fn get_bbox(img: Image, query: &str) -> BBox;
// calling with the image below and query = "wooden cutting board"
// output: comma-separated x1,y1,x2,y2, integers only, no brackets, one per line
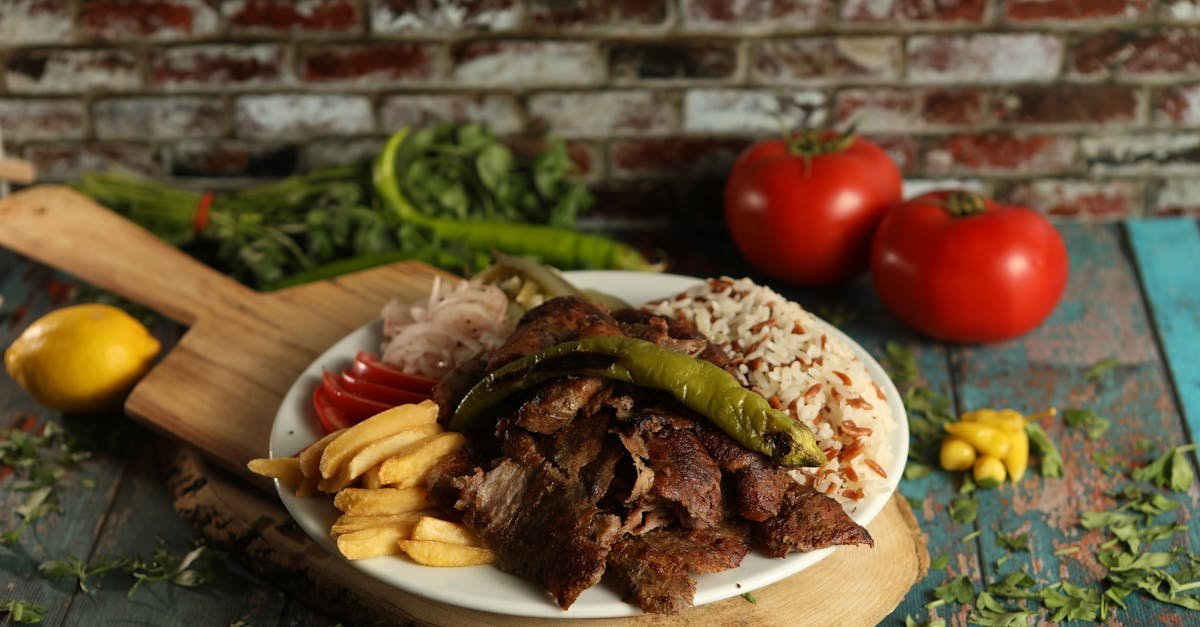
0,185,928,624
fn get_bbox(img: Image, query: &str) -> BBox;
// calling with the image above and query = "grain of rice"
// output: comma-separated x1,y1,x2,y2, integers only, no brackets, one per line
649,277,895,511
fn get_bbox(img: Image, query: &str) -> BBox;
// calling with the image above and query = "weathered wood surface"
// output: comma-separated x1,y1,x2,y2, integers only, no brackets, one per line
3,220,1200,625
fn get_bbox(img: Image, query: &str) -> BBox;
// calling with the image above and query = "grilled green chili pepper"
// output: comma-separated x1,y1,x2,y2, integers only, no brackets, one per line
449,337,827,467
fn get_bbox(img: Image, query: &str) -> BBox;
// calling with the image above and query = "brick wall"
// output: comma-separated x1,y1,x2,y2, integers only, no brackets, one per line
1,0,1198,227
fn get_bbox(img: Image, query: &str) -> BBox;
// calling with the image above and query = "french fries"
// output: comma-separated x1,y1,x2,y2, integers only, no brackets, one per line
343,424,441,480
330,512,428,536
336,526,410,560
398,540,495,567
248,399,489,567
246,457,302,488
377,432,467,487
411,516,482,547
334,487,435,516
318,400,438,478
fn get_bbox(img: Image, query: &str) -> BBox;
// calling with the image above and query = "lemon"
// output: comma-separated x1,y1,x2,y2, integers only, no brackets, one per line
4,304,160,413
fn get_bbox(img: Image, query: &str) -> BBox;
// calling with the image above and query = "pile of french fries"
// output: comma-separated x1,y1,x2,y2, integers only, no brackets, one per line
248,399,494,567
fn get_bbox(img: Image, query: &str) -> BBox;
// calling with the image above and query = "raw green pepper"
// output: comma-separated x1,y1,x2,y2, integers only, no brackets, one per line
374,128,655,271
448,337,827,467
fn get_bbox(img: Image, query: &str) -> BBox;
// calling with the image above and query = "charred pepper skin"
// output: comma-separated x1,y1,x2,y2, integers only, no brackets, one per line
448,337,828,468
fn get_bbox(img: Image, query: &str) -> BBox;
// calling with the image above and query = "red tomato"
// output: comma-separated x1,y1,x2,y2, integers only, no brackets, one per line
321,370,391,419
724,131,902,285
339,370,429,406
312,385,355,433
870,191,1069,343
350,352,436,393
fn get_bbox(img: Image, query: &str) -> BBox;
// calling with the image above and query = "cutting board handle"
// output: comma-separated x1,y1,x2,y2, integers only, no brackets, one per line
0,185,252,324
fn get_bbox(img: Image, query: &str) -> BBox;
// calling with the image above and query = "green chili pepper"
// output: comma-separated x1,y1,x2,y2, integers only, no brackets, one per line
449,337,827,467
374,128,655,271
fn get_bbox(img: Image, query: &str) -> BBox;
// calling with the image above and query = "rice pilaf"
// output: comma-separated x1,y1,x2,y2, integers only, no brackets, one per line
648,277,895,511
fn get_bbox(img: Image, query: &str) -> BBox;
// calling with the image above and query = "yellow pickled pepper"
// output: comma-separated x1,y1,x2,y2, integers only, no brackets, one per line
944,422,1012,459
962,408,1029,481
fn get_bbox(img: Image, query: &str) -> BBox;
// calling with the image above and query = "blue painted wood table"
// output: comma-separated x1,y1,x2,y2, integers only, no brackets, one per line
1,220,1198,625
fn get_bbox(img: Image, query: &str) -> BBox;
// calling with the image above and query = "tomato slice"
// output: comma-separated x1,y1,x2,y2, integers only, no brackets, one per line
351,352,437,393
322,371,393,419
339,370,429,406
312,384,356,434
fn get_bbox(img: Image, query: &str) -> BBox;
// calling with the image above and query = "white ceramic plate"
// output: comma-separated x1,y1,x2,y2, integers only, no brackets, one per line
269,271,909,619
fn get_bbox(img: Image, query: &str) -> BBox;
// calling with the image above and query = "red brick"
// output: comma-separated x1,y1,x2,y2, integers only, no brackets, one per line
752,37,899,82
908,34,1062,83
93,97,225,140
681,0,829,30
1081,132,1200,174
80,0,217,39
302,43,442,84
871,136,918,174
453,41,603,86
151,44,288,88
1153,179,1200,216
684,88,824,133
371,0,517,33
1155,84,1200,124
171,140,297,177
1006,0,1150,22
924,133,1077,175
23,142,161,180
300,139,386,170
235,95,373,138
1073,31,1200,78
528,91,678,138
1002,179,1141,219
0,99,87,141
0,1,74,45
609,138,749,178
611,43,738,81
840,0,987,23
381,94,523,135
835,89,984,131
5,49,141,93
995,86,1140,125
527,0,669,29
224,0,361,33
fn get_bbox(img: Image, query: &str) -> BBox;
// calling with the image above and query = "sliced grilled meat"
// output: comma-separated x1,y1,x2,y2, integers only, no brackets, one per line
696,426,790,522
625,410,724,530
516,376,609,434
613,309,733,369
454,459,621,609
752,483,874,558
486,296,623,370
607,523,750,615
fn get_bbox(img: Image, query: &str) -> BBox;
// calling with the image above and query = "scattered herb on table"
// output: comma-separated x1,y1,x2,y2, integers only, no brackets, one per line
0,600,45,624
1054,546,1080,557
987,572,1038,600
1024,422,1063,478
882,342,918,386
1062,408,1110,440
125,541,224,599
904,461,932,481
1132,444,1197,492
905,615,946,627
928,575,975,609
1085,356,1119,382
949,495,979,525
1092,447,1123,475
815,302,858,327
1039,581,1104,622
930,554,950,570
0,420,91,545
37,556,128,594
962,530,982,543
741,592,757,604
996,531,1029,553
971,591,1037,627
